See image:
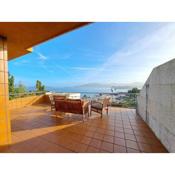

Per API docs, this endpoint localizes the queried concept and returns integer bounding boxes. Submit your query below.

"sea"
[48,87,130,98]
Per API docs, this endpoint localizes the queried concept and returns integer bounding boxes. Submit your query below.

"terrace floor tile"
[0,104,168,153]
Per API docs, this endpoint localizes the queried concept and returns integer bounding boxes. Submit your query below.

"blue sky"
[8,22,175,87]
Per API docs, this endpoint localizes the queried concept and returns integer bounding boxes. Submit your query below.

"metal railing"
[82,92,138,108]
[9,91,139,109]
[9,91,46,100]
[51,91,139,109]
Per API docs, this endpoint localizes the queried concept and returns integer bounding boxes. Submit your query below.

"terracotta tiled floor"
[0,104,168,153]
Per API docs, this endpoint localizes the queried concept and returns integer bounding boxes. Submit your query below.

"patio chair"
[48,94,55,111]
[48,94,66,111]
[90,97,110,117]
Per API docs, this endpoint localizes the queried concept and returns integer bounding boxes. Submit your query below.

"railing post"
[136,93,138,114]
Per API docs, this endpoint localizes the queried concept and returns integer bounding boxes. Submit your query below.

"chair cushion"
[91,102,103,109]
[53,95,66,100]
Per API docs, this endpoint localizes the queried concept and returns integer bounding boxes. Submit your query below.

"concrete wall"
[137,58,175,152]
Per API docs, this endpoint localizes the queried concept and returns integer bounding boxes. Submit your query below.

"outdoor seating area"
[0,104,167,153]
[54,98,89,120]
[49,94,110,120]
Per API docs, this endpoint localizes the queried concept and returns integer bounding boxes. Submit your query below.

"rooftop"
[0,104,167,153]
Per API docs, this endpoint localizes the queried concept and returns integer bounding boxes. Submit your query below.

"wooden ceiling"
[0,22,90,60]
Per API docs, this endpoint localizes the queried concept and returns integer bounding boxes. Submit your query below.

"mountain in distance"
[73,82,143,89]
[27,82,143,92]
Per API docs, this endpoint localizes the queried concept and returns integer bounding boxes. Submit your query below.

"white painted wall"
[137,58,175,152]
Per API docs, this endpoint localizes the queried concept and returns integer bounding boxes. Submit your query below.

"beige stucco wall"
[9,95,50,110]
[137,58,175,152]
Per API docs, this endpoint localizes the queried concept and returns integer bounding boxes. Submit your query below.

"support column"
[0,36,11,145]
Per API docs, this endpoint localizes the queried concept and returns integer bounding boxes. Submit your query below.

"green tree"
[8,73,15,94]
[41,85,45,91]
[35,80,45,92]
[8,73,15,99]
[128,87,140,93]
[15,82,27,94]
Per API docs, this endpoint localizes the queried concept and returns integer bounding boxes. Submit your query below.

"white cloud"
[71,67,99,71]
[82,23,175,84]
[35,51,48,61]
[12,59,30,66]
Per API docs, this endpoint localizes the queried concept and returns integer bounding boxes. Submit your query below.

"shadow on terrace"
[0,93,168,153]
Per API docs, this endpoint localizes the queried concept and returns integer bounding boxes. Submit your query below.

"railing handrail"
[9,91,139,109]
[50,91,139,95]
[9,91,46,96]
[9,91,139,97]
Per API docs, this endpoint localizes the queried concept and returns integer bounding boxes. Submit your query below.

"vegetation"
[36,80,45,92]
[120,94,137,108]
[8,73,15,93]
[128,87,140,93]
[8,73,15,99]
[111,87,140,108]
[111,96,137,108]
[15,82,27,94]
[8,73,46,100]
